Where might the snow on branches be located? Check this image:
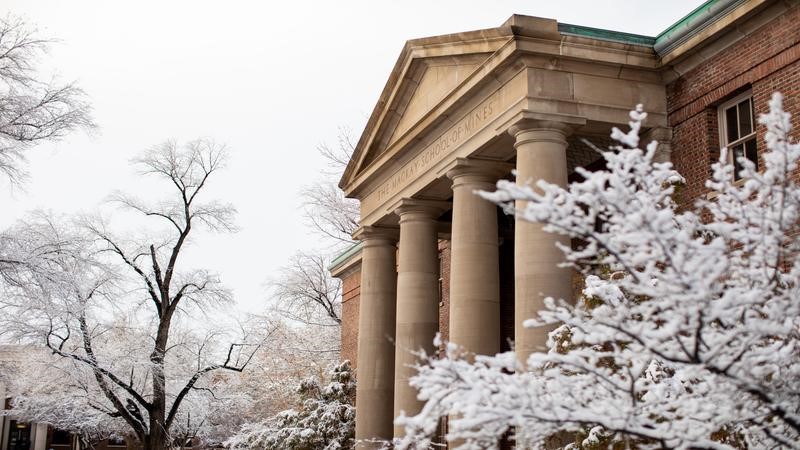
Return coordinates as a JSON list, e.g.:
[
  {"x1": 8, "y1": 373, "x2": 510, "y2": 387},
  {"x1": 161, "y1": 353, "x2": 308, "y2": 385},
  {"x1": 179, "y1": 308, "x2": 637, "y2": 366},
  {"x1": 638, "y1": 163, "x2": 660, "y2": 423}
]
[
  {"x1": 0, "y1": 15, "x2": 94, "y2": 184},
  {"x1": 226, "y1": 360, "x2": 356, "y2": 450},
  {"x1": 0, "y1": 140, "x2": 261, "y2": 450},
  {"x1": 396, "y1": 94, "x2": 800, "y2": 449}
]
